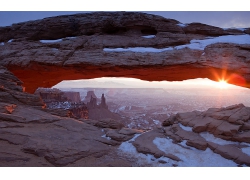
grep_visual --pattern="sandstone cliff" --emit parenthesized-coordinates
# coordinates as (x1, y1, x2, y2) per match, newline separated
(63, 91, 81, 103)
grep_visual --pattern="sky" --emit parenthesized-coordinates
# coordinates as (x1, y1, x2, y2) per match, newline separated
(53, 77, 245, 90)
(1, 11, 250, 28)
(0, 0, 250, 28)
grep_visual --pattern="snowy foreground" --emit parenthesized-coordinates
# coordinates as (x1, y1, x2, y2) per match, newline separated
(104, 34, 250, 52)
(117, 124, 250, 167)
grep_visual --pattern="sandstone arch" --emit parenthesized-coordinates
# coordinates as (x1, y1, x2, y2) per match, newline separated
(0, 12, 250, 93)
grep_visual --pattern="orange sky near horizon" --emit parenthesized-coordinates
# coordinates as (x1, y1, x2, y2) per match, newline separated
(53, 77, 246, 90)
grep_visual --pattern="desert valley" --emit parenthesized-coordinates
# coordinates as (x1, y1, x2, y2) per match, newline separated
(1, 11, 250, 167)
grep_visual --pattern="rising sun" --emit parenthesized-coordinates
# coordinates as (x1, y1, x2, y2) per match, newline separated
(218, 80, 229, 89)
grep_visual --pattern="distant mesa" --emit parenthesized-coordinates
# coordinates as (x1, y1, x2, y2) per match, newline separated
(35, 88, 88, 119)
(85, 91, 121, 121)
(63, 91, 81, 103)
(86, 91, 108, 110)
(35, 88, 81, 103)
(36, 88, 121, 121)
(84, 90, 98, 103)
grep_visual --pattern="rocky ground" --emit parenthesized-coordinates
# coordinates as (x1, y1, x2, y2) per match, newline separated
(1, 66, 250, 167)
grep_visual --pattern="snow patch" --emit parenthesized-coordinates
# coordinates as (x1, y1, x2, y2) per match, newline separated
(130, 133, 141, 142)
(0, 42, 4, 46)
(142, 35, 156, 38)
(200, 132, 239, 145)
(153, 137, 238, 167)
(101, 134, 111, 140)
(118, 106, 126, 111)
(241, 147, 250, 156)
(237, 28, 246, 31)
(177, 23, 186, 27)
(47, 101, 72, 110)
(223, 28, 246, 31)
(118, 134, 140, 153)
(103, 47, 173, 53)
(176, 34, 250, 50)
(7, 39, 13, 43)
(66, 37, 76, 39)
(153, 120, 160, 125)
(118, 133, 238, 166)
(104, 35, 250, 52)
(118, 134, 175, 166)
(179, 123, 192, 132)
(40, 37, 76, 43)
(40, 39, 63, 43)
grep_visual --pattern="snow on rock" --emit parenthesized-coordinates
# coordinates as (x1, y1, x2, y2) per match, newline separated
(101, 134, 111, 140)
(118, 106, 126, 111)
(142, 35, 156, 38)
(153, 137, 238, 167)
(179, 123, 192, 132)
(153, 120, 160, 125)
(200, 132, 240, 145)
(47, 101, 72, 110)
(40, 39, 63, 43)
(118, 133, 141, 154)
(0, 42, 4, 46)
(66, 37, 76, 39)
(118, 133, 238, 166)
(242, 147, 250, 156)
(7, 39, 13, 43)
(223, 28, 246, 32)
(118, 133, 176, 166)
(40, 37, 77, 43)
(176, 34, 250, 50)
(118, 141, 171, 166)
(103, 47, 174, 53)
(177, 23, 187, 27)
(223, 27, 246, 31)
(104, 35, 250, 52)
(236, 28, 246, 31)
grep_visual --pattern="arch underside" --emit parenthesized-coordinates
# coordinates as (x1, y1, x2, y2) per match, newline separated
(8, 62, 250, 93)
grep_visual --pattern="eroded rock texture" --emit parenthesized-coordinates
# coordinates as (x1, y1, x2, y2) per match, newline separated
(161, 104, 250, 166)
(0, 12, 249, 92)
(0, 66, 136, 166)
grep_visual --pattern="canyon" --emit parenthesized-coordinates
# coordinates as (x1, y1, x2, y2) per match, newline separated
(1, 12, 250, 167)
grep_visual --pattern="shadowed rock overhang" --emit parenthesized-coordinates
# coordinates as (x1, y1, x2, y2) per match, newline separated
(0, 11, 250, 93)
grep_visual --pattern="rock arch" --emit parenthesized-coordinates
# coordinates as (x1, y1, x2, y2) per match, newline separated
(0, 12, 250, 93)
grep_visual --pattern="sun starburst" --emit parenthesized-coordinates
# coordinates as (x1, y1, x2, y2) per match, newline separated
(218, 79, 229, 89)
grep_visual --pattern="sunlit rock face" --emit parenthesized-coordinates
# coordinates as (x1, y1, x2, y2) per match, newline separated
(0, 12, 250, 93)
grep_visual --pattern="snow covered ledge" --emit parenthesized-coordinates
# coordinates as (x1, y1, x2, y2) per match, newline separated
(104, 34, 250, 52)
